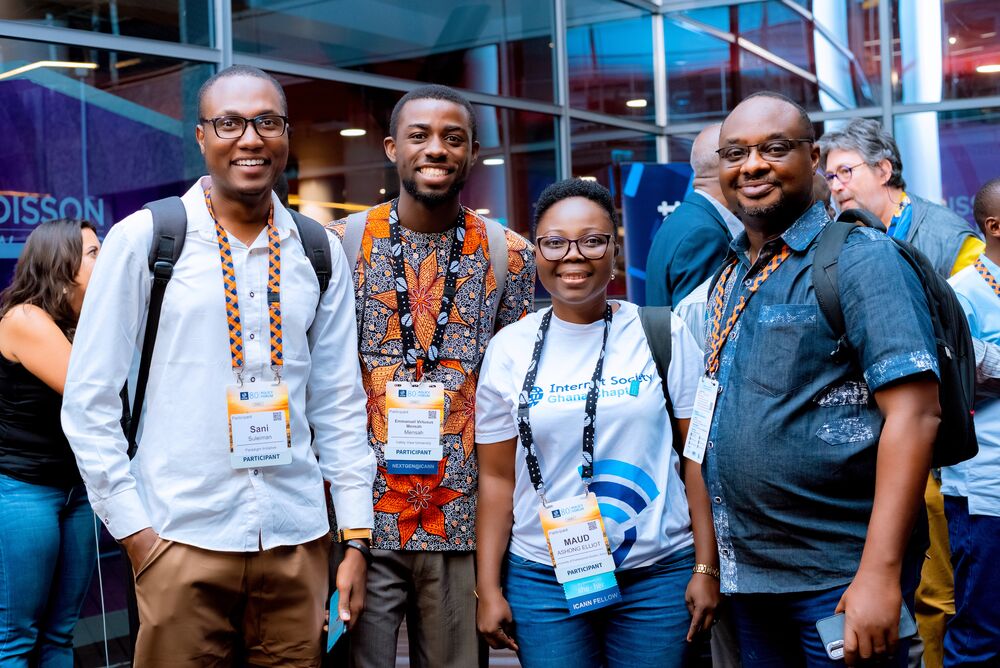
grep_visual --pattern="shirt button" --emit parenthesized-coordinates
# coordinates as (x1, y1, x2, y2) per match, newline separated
(253, 469, 259, 476)
(249, 291, 255, 298)
(714, 496, 722, 504)
(743, 278, 753, 287)
(721, 548, 730, 557)
(707, 441, 714, 449)
(249, 332, 255, 340)
(250, 376, 256, 383)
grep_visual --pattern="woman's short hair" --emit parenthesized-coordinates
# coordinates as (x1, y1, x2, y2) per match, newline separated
(0, 218, 97, 339)
(532, 179, 618, 238)
(817, 118, 907, 190)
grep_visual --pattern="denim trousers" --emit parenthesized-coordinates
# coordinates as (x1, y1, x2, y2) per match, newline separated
(0, 473, 97, 667)
(943, 495, 1000, 667)
(729, 552, 922, 668)
(504, 548, 695, 668)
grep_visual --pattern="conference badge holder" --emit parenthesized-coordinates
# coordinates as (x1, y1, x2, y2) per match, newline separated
(385, 381, 444, 474)
(540, 492, 621, 616)
(227, 380, 292, 469)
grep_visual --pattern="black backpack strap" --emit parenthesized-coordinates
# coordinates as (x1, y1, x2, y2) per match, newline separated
(128, 197, 187, 459)
(812, 220, 855, 363)
(638, 306, 684, 457)
(288, 208, 332, 294)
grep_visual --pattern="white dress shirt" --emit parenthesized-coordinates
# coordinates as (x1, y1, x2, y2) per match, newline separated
(62, 177, 375, 551)
(693, 188, 743, 239)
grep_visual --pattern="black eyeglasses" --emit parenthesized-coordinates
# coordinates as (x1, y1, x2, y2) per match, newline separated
(200, 115, 289, 139)
(824, 162, 867, 185)
(716, 138, 814, 165)
(536, 233, 614, 261)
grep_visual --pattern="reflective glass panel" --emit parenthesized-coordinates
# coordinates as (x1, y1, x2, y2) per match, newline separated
(276, 74, 556, 237)
(566, 0, 655, 121)
(0, 37, 211, 661)
(0, 1, 213, 45)
(893, 0, 1000, 103)
(665, 0, 880, 123)
(234, 1, 555, 102)
(894, 107, 1000, 225)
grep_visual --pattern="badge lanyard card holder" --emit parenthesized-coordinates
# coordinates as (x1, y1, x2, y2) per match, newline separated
(683, 247, 791, 464)
(383, 200, 464, 474)
(207, 189, 293, 469)
(518, 305, 622, 616)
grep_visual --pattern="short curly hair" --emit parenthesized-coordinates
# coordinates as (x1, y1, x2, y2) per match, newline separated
(389, 84, 478, 144)
(818, 118, 906, 190)
(532, 179, 618, 239)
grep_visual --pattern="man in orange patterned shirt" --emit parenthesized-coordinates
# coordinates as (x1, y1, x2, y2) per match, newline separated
(328, 85, 534, 668)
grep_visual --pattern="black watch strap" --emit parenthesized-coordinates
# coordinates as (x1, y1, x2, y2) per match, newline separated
(345, 539, 373, 566)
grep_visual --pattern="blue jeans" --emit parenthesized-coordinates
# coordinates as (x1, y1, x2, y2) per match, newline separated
(730, 552, 921, 668)
(943, 495, 1000, 667)
(0, 473, 97, 667)
(504, 548, 695, 668)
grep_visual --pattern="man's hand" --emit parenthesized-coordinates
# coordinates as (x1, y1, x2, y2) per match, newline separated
(835, 567, 902, 666)
(120, 527, 159, 574)
(685, 573, 720, 641)
(476, 588, 518, 651)
(335, 547, 368, 630)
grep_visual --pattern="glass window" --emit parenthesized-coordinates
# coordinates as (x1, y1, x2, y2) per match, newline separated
(276, 74, 556, 237)
(894, 107, 1000, 225)
(0, 37, 211, 661)
(1, 1, 213, 45)
(566, 0, 655, 121)
(234, 1, 555, 102)
(665, 0, 880, 123)
(893, 0, 1000, 103)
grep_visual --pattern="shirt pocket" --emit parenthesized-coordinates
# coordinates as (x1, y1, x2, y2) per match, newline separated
(744, 304, 818, 396)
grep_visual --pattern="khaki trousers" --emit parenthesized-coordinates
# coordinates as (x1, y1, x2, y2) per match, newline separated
(915, 475, 955, 668)
(133, 536, 330, 667)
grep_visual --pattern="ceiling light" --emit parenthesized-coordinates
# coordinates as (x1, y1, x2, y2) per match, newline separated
(579, 176, 598, 182)
(0, 60, 98, 80)
(626, 99, 648, 108)
(977, 64, 1000, 74)
(379, 188, 386, 195)
(114, 58, 142, 70)
(948, 36, 957, 45)
(475, 208, 491, 215)
(483, 158, 504, 166)
(340, 128, 366, 137)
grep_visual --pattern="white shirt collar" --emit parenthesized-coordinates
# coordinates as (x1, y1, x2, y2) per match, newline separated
(693, 188, 743, 239)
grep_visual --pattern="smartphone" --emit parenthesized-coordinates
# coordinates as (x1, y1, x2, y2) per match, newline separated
(326, 591, 347, 653)
(815, 603, 917, 660)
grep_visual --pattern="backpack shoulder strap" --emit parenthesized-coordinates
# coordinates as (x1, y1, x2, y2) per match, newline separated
(638, 306, 683, 456)
(341, 211, 368, 270)
(129, 196, 187, 458)
(812, 220, 855, 347)
(483, 217, 509, 324)
(287, 208, 332, 294)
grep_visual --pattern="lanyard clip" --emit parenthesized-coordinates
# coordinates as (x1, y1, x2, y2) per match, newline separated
(271, 364, 282, 385)
(233, 367, 245, 387)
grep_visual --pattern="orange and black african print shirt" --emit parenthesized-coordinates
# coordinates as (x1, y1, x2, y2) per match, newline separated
(329, 202, 535, 551)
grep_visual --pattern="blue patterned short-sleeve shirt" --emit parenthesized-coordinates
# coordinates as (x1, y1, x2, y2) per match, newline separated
(705, 202, 938, 594)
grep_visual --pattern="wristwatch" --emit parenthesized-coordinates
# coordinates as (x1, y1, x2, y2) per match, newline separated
(338, 528, 373, 542)
(345, 539, 373, 566)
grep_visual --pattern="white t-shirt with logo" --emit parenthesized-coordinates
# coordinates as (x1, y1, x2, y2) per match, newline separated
(476, 301, 702, 570)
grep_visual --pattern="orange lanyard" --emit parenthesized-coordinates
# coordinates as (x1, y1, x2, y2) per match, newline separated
(205, 188, 281, 381)
(976, 258, 1000, 299)
(706, 245, 792, 377)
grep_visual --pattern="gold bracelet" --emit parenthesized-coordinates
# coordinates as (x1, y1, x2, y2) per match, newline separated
(692, 563, 720, 579)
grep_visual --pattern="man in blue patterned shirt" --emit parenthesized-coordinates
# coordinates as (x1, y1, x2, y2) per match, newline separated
(703, 92, 941, 666)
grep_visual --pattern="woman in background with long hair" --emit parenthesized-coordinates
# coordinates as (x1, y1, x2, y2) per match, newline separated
(0, 218, 101, 667)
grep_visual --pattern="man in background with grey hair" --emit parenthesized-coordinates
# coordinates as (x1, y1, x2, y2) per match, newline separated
(819, 117, 983, 668)
(646, 122, 742, 307)
(818, 118, 982, 278)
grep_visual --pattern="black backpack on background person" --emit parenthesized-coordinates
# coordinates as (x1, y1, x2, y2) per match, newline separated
(115, 196, 333, 664)
(812, 207, 979, 468)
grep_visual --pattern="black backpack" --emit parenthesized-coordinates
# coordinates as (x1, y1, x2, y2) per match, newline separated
(120, 196, 333, 457)
(637, 306, 684, 458)
(812, 208, 978, 468)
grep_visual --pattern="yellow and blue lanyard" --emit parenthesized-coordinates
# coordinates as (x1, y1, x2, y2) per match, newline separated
(886, 192, 912, 240)
(706, 245, 792, 377)
(975, 258, 1000, 299)
(205, 187, 282, 384)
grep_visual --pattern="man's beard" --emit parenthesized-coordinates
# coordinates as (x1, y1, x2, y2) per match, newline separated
(736, 187, 807, 221)
(401, 174, 467, 208)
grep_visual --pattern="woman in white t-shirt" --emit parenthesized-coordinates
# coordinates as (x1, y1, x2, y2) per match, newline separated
(475, 179, 720, 667)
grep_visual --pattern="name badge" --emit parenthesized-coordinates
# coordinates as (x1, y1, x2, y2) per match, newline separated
(683, 376, 719, 464)
(540, 492, 621, 616)
(385, 381, 444, 474)
(226, 381, 292, 469)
